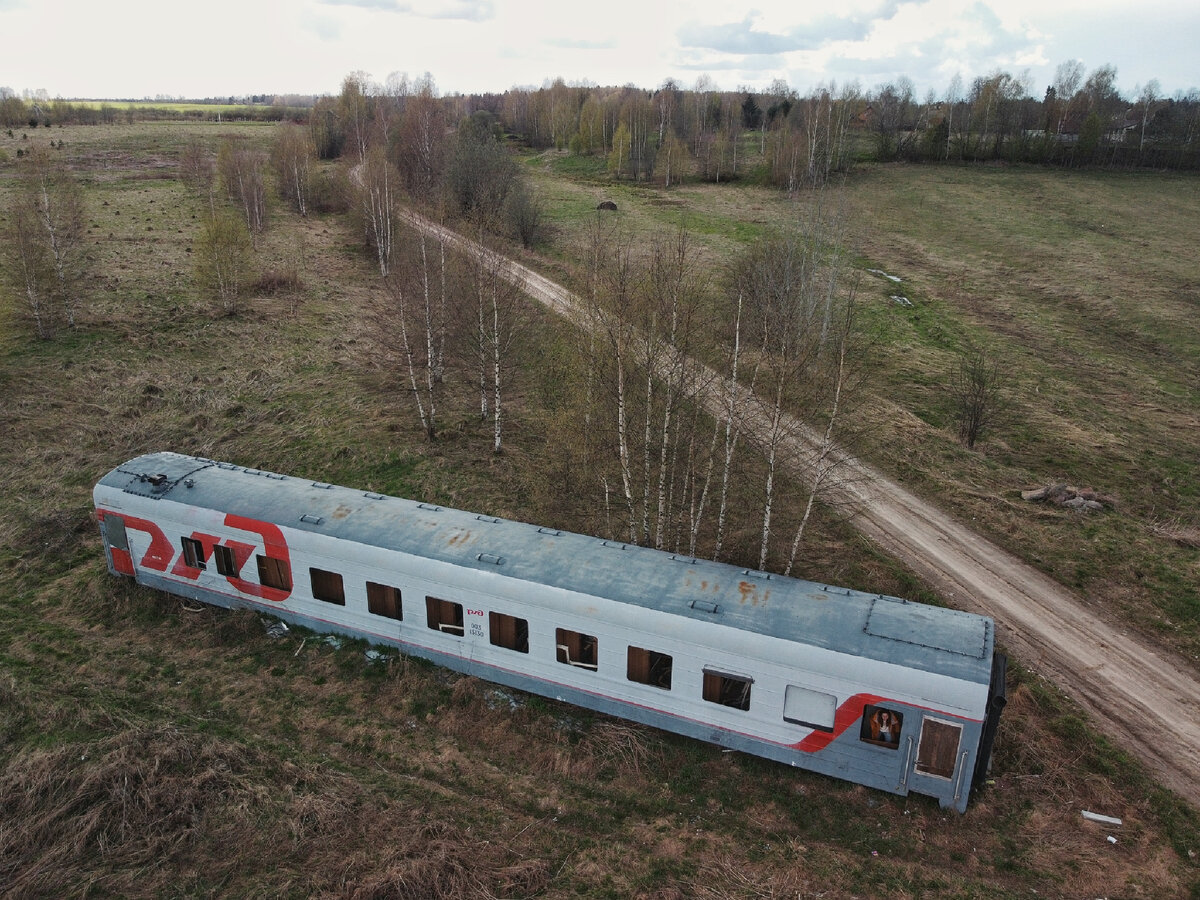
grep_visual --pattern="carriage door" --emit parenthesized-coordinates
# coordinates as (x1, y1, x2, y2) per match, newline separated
(102, 514, 133, 576)
(914, 717, 963, 781)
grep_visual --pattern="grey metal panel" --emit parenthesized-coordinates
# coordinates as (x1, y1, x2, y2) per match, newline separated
(864, 596, 990, 659)
(98, 452, 996, 685)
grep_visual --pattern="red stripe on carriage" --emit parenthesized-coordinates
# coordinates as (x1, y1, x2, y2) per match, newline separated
(793, 693, 886, 753)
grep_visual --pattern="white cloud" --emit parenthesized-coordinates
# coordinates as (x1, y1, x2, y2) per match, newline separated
(0, 0, 1194, 99)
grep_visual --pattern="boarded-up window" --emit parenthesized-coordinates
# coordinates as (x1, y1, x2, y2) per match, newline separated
(367, 582, 403, 620)
(915, 718, 962, 779)
(627, 646, 673, 690)
(310, 567, 345, 605)
(257, 554, 291, 591)
(489, 612, 529, 653)
(555, 628, 598, 669)
(703, 670, 752, 711)
(783, 685, 836, 731)
(213, 544, 239, 577)
(426, 596, 464, 635)
(181, 536, 206, 570)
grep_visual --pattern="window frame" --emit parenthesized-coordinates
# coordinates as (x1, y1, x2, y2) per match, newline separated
(426, 596, 464, 636)
(309, 567, 346, 606)
(702, 668, 753, 711)
(180, 536, 206, 570)
(366, 581, 403, 620)
(213, 543, 239, 577)
(488, 611, 529, 653)
(555, 627, 598, 670)
(626, 645, 673, 690)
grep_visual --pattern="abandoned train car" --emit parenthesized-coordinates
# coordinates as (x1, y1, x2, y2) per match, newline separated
(94, 451, 1007, 811)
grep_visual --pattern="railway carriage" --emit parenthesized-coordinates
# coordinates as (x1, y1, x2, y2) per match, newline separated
(94, 451, 1007, 812)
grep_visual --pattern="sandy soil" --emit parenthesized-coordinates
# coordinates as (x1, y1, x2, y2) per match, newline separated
(404, 210, 1200, 809)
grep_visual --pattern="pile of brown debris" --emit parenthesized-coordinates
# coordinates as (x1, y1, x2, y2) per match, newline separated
(1021, 484, 1113, 512)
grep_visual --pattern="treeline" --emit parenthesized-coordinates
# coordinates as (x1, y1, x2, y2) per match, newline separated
(0, 93, 307, 128)
(483, 67, 1200, 180)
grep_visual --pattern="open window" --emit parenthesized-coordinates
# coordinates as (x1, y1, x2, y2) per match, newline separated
(310, 567, 345, 605)
(915, 717, 962, 778)
(783, 685, 837, 732)
(627, 646, 673, 690)
(426, 596, 464, 635)
(702, 669, 752, 711)
(489, 612, 529, 653)
(859, 705, 904, 749)
(367, 582, 403, 620)
(256, 554, 291, 591)
(181, 536, 206, 570)
(213, 544, 239, 577)
(555, 628, 598, 670)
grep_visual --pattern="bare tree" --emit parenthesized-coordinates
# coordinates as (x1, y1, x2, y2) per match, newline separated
(0, 148, 87, 337)
(464, 242, 526, 453)
(194, 208, 253, 315)
(381, 229, 449, 441)
(395, 74, 446, 204)
(1, 198, 54, 338)
(217, 138, 267, 238)
(339, 71, 373, 163)
(952, 344, 1009, 449)
(270, 123, 315, 216)
(357, 146, 398, 276)
(179, 137, 216, 197)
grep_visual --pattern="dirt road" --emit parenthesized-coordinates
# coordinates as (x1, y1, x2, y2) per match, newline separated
(401, 210, 1200, 808)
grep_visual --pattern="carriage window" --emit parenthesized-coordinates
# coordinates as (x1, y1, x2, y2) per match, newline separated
(426, 596, 464, 635)
(915, 717, 962, 778)
(181, 536, 206, 570)
(627, 646, 673, 690)
(367, 582, 403, 620)
(310, 567, 345, 605)
(256, 555, 292, 591)
(860, 705, 904, 749)
(783, 685, 836, 732)
(489, 612, 529, 653)
(213, 544, 239, 577)
(556, 628, 598, 670)
(703, 670, 752, 711)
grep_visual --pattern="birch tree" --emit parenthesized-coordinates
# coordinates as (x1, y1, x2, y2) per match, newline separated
(0, 148, 87, 338)
(270, 122, 315, 216)
(380, 229, 449, 441)
(217, 138, 267, 238)
(357, 146, 398, 277)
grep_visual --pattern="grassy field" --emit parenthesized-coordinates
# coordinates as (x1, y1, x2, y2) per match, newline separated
(1, 123, 1198, 897)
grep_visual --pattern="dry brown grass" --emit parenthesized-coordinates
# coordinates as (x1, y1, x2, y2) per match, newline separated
(1, 125, 1198, 899)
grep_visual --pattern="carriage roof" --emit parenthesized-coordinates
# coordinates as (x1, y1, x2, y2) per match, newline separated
(98, 452, 995, 684)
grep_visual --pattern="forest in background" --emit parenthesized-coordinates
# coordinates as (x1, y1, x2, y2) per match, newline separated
(4, 56, 1199, 174)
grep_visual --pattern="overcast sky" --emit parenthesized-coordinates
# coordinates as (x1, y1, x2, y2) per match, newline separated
(2, 0, 1196, 102)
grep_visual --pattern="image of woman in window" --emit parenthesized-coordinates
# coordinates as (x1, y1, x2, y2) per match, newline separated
(861, 705, 903, 749)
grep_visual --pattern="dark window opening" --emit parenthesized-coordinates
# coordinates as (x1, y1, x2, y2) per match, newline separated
(367, 582, 403, 620)
(426, 596, 464, 635)
(181, 536, 206, 570)
(489, 612, 529, 653)
(213, 544, 239, 577)
(556, 628, 598, 670)
(859, 705, 904, 749)
(256, 555, 291, 591)
(703, 670, 752, 711)
(627, 646, 673, 690)
(310, 567, 345, 605)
